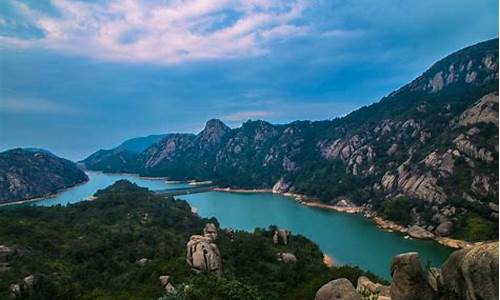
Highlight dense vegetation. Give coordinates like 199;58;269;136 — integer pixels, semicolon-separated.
0;181;384;299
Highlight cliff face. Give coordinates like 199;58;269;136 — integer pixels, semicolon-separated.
82;38;499;241
0;149;88;204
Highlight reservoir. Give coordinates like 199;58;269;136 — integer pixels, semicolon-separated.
28;171;453;279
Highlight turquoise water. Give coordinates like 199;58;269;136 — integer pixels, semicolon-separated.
18;172;452;279
31;171;190;206
181;192;454;279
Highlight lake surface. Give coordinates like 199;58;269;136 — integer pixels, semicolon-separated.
25;171;453;279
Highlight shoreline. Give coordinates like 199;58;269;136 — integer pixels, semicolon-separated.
1;172;476;249
0;177;90;208
213;187;474;249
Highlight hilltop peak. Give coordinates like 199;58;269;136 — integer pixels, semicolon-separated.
198;119;231;145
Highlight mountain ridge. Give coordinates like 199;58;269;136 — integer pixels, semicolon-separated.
82;38;499;241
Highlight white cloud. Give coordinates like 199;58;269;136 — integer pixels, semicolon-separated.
222;110;275;121
2;0;309;64
0;97;78;114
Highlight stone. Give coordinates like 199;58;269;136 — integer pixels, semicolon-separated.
427;267;442;292
390;252;436;300
407;225;435;239
159;276;176;294
273;229;289;245
9;274;36;299
435;221;453;237
381;172;397;190
441;242;498;300
315;278;361;300
488;202;499;212
276;252;297;263
459;93;499;127
0;245;13;262
356;276;390;297
136;258;150;266
272;179;290;193
186;223;223;276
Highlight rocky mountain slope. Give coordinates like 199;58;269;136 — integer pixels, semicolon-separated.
82;38;499;242
0;148;88;204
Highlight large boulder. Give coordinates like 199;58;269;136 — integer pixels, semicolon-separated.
272;229;289;245
435;221;453;237
390;252;436;300
441;242;498;300
315;278;361;300
407;225;435;239
276;252;297;263
356;276;390;299
159;275;176;294
186;223;223;276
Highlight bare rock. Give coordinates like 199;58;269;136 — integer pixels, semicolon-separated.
159;275;176;294
454;134;494;163
276;252;297;263
442;242;498;300
315;278;361;300
273;229;289;245
459;92;499;127
186;223;223;276
427;267;443;292
356;276;390;297
435;221;453;237
407;225;435;239
390;252;436;300
136;258;150;266
272;179;291;194
381;172;397;190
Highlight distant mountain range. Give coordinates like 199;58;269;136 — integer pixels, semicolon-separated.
78;38;498;241
0;148;88;204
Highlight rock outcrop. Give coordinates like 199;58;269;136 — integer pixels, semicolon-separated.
314;244;499;300
441;242;498;300
390;252;436;300
407;225;435;239
315;278;361;300
459;93;499;127
356;276;390;299
159;276;176;294
272;229;289;245
276;252;297;263
186;223;223;276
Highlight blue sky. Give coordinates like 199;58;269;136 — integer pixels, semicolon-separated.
0;0;498;160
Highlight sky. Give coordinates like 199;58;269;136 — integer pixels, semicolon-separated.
0;0;498;160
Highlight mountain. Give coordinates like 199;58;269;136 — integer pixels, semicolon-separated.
0;148;88;204
82;38;499;241
116;134;167;153
81;134;167;173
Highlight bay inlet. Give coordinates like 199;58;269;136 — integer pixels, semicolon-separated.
23;171;453;279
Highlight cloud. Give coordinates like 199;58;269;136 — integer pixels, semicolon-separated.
2;0;309;64
222;110;276;121
0;97;78;114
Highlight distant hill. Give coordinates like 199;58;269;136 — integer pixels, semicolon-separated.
116;134;167;153
80;134;167;173
0;148;88;204
82;38;499;241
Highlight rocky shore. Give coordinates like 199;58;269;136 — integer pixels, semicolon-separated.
214;187;475;249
